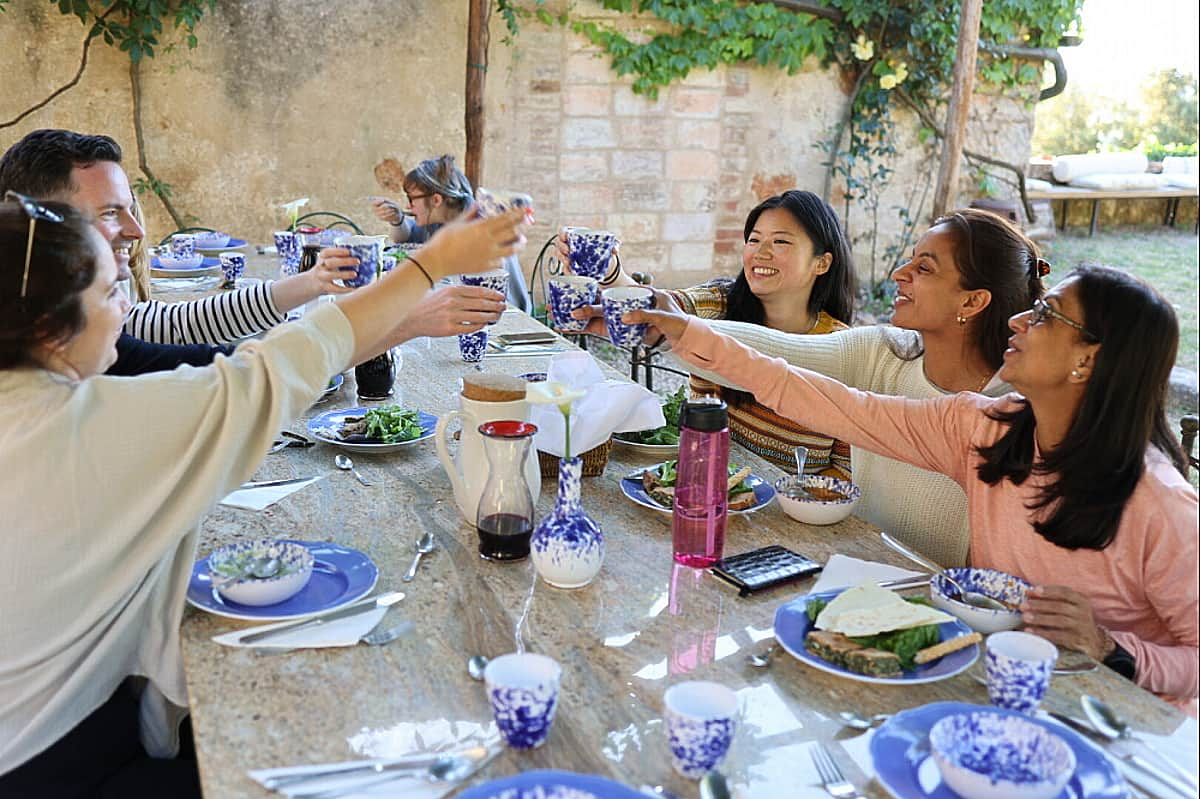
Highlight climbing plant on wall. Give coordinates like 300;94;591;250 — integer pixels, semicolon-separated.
498;0;1084;298
1;0;217;225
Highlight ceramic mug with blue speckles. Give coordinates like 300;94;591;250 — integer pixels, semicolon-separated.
664;681;738;778
274;230;301;276
219;252;245;288
168;233;196;260
602;286;653;348
565;227;618;279
342;235;387;288
985;631;1057;713
547;275;599;333
485;653;562;749
458;330;488;362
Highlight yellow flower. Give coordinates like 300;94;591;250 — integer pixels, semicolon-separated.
879;74;898;90
851;34;874;61
895;62;909;83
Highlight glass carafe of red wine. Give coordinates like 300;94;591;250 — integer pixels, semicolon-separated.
475;421;538;561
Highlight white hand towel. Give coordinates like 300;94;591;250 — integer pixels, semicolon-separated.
810;553;923;594
212;606;388;650
529;351;665;457
219;477;322;511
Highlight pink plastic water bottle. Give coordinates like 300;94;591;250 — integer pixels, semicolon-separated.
671;397;730;568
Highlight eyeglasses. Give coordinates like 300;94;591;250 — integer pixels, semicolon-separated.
405;193;431;205
5;190;65;299
1030;297;1095;339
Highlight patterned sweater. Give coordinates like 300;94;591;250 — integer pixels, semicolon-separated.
123;281;286;345
668;280;851;480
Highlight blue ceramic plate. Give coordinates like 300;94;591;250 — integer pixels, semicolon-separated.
871;702;1129;799
456;770;644;799
620;462;774;515
150;255;221;275
186;540;378;621
194;237;248;252
321;373;344;397
773;589;979;685
306;407;436;454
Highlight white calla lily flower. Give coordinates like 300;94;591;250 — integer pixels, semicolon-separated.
526;380;587;458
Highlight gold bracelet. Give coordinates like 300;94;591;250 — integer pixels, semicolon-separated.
406;256;435;288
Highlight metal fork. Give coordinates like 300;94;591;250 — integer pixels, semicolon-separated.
810;742;865;799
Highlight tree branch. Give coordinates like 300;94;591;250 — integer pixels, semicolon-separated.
0;8;118;129
130;59;185;228
822;67;871;203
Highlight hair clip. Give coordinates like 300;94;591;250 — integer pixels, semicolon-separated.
1035;257;1051;278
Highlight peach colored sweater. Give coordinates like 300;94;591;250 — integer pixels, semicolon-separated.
675;319;1199;704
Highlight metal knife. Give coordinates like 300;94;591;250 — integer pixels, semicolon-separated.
1047;712;1195;798
237;475;324;490
236;591;405;645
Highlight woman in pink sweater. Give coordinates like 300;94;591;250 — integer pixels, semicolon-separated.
630;264;1198;706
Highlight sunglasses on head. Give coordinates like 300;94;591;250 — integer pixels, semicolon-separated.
5;190;65;300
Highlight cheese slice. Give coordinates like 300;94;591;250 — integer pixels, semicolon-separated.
815;582;954;637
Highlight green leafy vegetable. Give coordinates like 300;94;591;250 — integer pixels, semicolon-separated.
363;406;424;444
633;386;686;444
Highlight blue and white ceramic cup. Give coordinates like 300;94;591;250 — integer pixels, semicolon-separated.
274;230;301;276
219;252;245;287
565;227;618;279
460;269;509;324
457;330;488;363
664;681;738;779
485;653;562;749
547;275;599;333
342;235;386;288
602;286;653;348
985;631;1058;713
169;233;196;259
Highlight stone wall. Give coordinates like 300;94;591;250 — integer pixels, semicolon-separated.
2;1;1043;292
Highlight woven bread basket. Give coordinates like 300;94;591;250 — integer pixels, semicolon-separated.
537;436;613;478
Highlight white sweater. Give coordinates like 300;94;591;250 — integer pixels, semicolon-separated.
124;281;287;345
0;303;353;773
678;321;1012;567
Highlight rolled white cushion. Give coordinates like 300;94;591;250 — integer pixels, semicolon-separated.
1163;174;1199;190
1162;156;1199;175
1052;152;1148;182
1026;178;1053;192
1069;172;1169;190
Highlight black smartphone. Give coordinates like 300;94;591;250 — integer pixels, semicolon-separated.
710;545;822;596
497;331;559;346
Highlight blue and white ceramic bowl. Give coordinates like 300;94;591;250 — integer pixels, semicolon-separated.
548;276;599;333
931;567;1030;634
663;681;738;779
458;330;488;362
566;227;618;279
274;230;301;276
929;711;1076;799
601;286;653;348
193;230;231;249
985;631;1057;713
207;539;314;607
156;253;205;270
485;653;562;749
773;475;860;525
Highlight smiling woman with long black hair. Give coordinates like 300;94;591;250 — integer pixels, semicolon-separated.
630;264;1198;708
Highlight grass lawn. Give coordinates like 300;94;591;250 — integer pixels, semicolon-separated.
1042;226;1199;379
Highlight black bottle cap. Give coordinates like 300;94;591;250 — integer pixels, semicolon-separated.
679;396;728;432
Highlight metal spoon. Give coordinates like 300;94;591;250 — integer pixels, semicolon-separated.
1082;695;1199;791
334;453;371;486
467;654;489;681
699;770;732;799
793;445;809;475
838;711;891;730
879;532;1011;612
746;645;777;668
211;555;279;589
402;532;437;582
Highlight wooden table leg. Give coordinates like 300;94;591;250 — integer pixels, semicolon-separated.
1164;197;1179;227
1089;200;1099;236
1058;200;1068;231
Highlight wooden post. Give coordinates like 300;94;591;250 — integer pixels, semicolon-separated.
931;0;983;219
465;0;490;189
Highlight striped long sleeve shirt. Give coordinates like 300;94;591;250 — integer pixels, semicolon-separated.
123;281;286;345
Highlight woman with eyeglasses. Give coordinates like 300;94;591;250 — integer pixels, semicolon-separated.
370;153;532;312
0;198;528;797
629;264;1199;708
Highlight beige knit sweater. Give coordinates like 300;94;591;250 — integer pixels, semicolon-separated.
0;304;354;774
669;321;1010;567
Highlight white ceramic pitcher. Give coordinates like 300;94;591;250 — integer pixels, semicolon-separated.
436;395;542;524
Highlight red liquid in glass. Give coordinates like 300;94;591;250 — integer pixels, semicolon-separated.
477;512;532;561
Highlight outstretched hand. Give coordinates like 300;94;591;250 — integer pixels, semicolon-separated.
396;285;506;339
421;208;528;281
624;291;689;349
1020;585;1111;660
309;247;358;295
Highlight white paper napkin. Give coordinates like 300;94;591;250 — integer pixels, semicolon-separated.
219;477;323;511
810;553;923;594
212;606;389;650
529;351;665;457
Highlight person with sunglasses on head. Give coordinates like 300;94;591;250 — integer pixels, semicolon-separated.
370;154;532;312
629;264;1198;708
0;197;528;797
